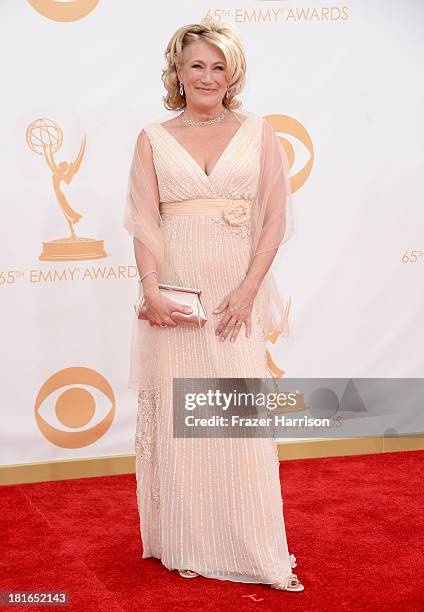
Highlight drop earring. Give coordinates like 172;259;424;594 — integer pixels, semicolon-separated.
179;81;184;96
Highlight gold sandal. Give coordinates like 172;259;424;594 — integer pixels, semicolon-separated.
271;573;304;592
178;569;200;578
271;553;304;592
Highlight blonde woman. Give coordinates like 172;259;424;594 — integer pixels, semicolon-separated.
123;18;303;592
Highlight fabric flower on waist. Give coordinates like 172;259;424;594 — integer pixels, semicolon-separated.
222;199;252;227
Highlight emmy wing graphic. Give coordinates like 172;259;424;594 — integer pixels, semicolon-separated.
26;118;107;261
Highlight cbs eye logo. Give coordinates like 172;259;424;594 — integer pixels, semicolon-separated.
264;114;314;194
35;367;115;448
27;0;100;22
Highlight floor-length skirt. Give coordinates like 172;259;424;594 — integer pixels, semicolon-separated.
134;213;294;584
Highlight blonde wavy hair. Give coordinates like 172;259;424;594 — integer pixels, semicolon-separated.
161;17;246;111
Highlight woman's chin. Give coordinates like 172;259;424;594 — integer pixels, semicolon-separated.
186;92;224;109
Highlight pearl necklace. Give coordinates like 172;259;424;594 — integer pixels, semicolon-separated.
181;108;229;127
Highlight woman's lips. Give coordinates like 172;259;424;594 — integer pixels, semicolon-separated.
197;88;216;92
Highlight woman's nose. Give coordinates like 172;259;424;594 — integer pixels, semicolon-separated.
200;69;214;82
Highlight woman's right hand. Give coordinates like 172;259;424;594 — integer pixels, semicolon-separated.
140;292;193;327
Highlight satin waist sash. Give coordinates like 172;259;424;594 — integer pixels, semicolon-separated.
160;197;249;216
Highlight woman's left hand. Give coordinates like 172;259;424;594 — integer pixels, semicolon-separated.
213;284;258;342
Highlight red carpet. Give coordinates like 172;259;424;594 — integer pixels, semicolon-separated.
1;450;423;611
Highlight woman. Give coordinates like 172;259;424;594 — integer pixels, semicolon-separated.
123;18;303;592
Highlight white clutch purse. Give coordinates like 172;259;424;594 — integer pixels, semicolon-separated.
134;283;208;328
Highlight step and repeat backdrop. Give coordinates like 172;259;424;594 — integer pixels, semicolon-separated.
1;1;423;467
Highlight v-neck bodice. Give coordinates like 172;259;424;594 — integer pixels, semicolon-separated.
156;115;251;179
143;113;262;204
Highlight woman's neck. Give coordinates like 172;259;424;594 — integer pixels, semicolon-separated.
182;104;226;122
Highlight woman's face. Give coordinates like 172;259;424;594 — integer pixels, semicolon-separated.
177;40;228;108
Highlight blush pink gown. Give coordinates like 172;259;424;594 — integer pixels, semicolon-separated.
134;113;296;584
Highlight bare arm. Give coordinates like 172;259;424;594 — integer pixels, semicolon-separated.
133;237;160;298
240;248;278;296
126;129;161;299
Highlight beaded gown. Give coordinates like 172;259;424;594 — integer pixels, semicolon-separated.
134;113;295;584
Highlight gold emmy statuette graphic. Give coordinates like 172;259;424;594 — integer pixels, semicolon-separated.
27;0;101;22
26;118;107;261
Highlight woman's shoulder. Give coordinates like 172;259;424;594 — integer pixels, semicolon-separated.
148;112;184;131
232;111;266;141
158;116;179;129
133;121;162;149
245;113;274;138
140;121;159;136
234;109;264;123
233;111;265;138
132;124;157;156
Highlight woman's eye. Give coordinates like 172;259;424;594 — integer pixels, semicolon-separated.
192;65;224;70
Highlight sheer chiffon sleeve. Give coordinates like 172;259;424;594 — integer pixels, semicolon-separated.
123;128;165;276
250;116;295;340
122;128;165;391
251;117;294;258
